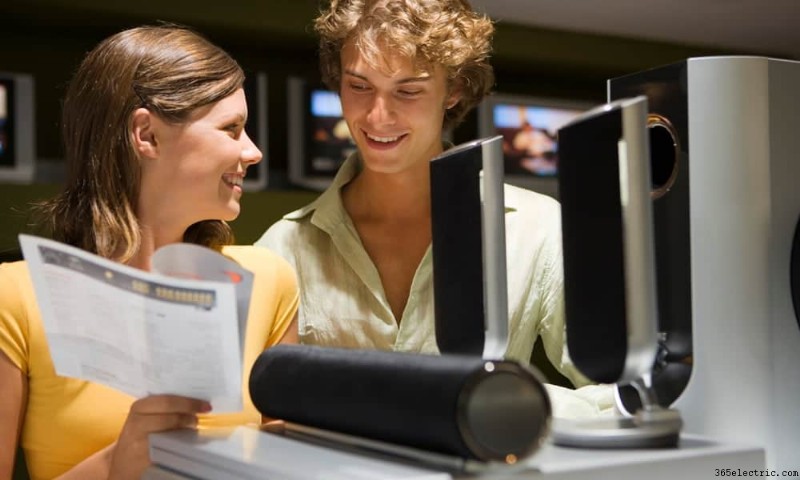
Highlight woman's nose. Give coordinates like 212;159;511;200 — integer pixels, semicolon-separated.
241;130;263;165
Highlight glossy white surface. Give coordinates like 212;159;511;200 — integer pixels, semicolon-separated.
146;426;765;480
672;56;800;470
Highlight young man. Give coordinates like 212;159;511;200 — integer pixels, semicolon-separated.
257;0;613;418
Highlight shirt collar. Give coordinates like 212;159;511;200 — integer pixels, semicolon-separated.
281;151;361;234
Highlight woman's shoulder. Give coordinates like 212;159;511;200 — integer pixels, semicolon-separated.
222;246;299;304
0;261;35;371
0;260;31;291
0;259;29;272
223;245;284;266
223;245;296;283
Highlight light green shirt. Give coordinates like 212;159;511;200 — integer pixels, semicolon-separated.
258;153;619;418
257;153;593;385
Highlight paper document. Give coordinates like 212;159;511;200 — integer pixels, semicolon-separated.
19;234;253;412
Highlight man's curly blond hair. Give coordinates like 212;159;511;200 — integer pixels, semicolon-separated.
314;0;495;129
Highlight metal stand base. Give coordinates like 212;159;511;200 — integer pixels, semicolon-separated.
551;407;683;449
551;375;683;449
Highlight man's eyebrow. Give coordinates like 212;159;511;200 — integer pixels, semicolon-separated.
343;69;432;84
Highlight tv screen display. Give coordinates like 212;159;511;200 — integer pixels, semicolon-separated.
288;77;356;191
478;94;590;198
0;72;35;183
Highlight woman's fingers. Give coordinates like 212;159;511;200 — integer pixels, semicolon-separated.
121;395;211;437
123;411;199;436
108;395;212;479
129;395;212;416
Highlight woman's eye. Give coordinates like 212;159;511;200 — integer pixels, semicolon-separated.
224;124;243;137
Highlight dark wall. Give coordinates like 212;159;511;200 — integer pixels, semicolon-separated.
0;0;754;250
0;0;741;187
0;12;321;178
0;184;319;255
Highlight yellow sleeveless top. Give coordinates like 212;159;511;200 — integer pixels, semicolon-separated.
0;246;298;480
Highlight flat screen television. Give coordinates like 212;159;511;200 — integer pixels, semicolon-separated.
477;93;590;198
288;77;357;191
242;71;268;191
0;72;35;183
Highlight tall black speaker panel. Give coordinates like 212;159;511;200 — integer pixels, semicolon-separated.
609;61;693;410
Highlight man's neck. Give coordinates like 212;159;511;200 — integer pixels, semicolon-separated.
343;163;432;224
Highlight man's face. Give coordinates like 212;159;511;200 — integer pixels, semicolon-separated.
338;40;458;175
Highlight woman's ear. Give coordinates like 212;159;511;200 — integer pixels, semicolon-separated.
131;107;158;159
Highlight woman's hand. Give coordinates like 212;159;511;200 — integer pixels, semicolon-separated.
108;394;211;480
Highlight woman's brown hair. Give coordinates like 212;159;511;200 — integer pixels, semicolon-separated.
35;25;244;262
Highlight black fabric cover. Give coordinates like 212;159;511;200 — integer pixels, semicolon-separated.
248;345;543;461
430;140;486;355
610;62;694;402
558;106;629;383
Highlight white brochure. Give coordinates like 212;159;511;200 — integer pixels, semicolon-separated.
19;234;254;412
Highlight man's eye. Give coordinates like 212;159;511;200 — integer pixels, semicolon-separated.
350;83;370;92
398;89;422;97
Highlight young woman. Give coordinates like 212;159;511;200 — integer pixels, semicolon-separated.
0;25;298;480
257;0;613;418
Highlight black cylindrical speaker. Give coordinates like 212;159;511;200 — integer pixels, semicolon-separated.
249;345;551;463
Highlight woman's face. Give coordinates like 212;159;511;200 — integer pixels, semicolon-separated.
138;88;262;232
338;40;458;176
